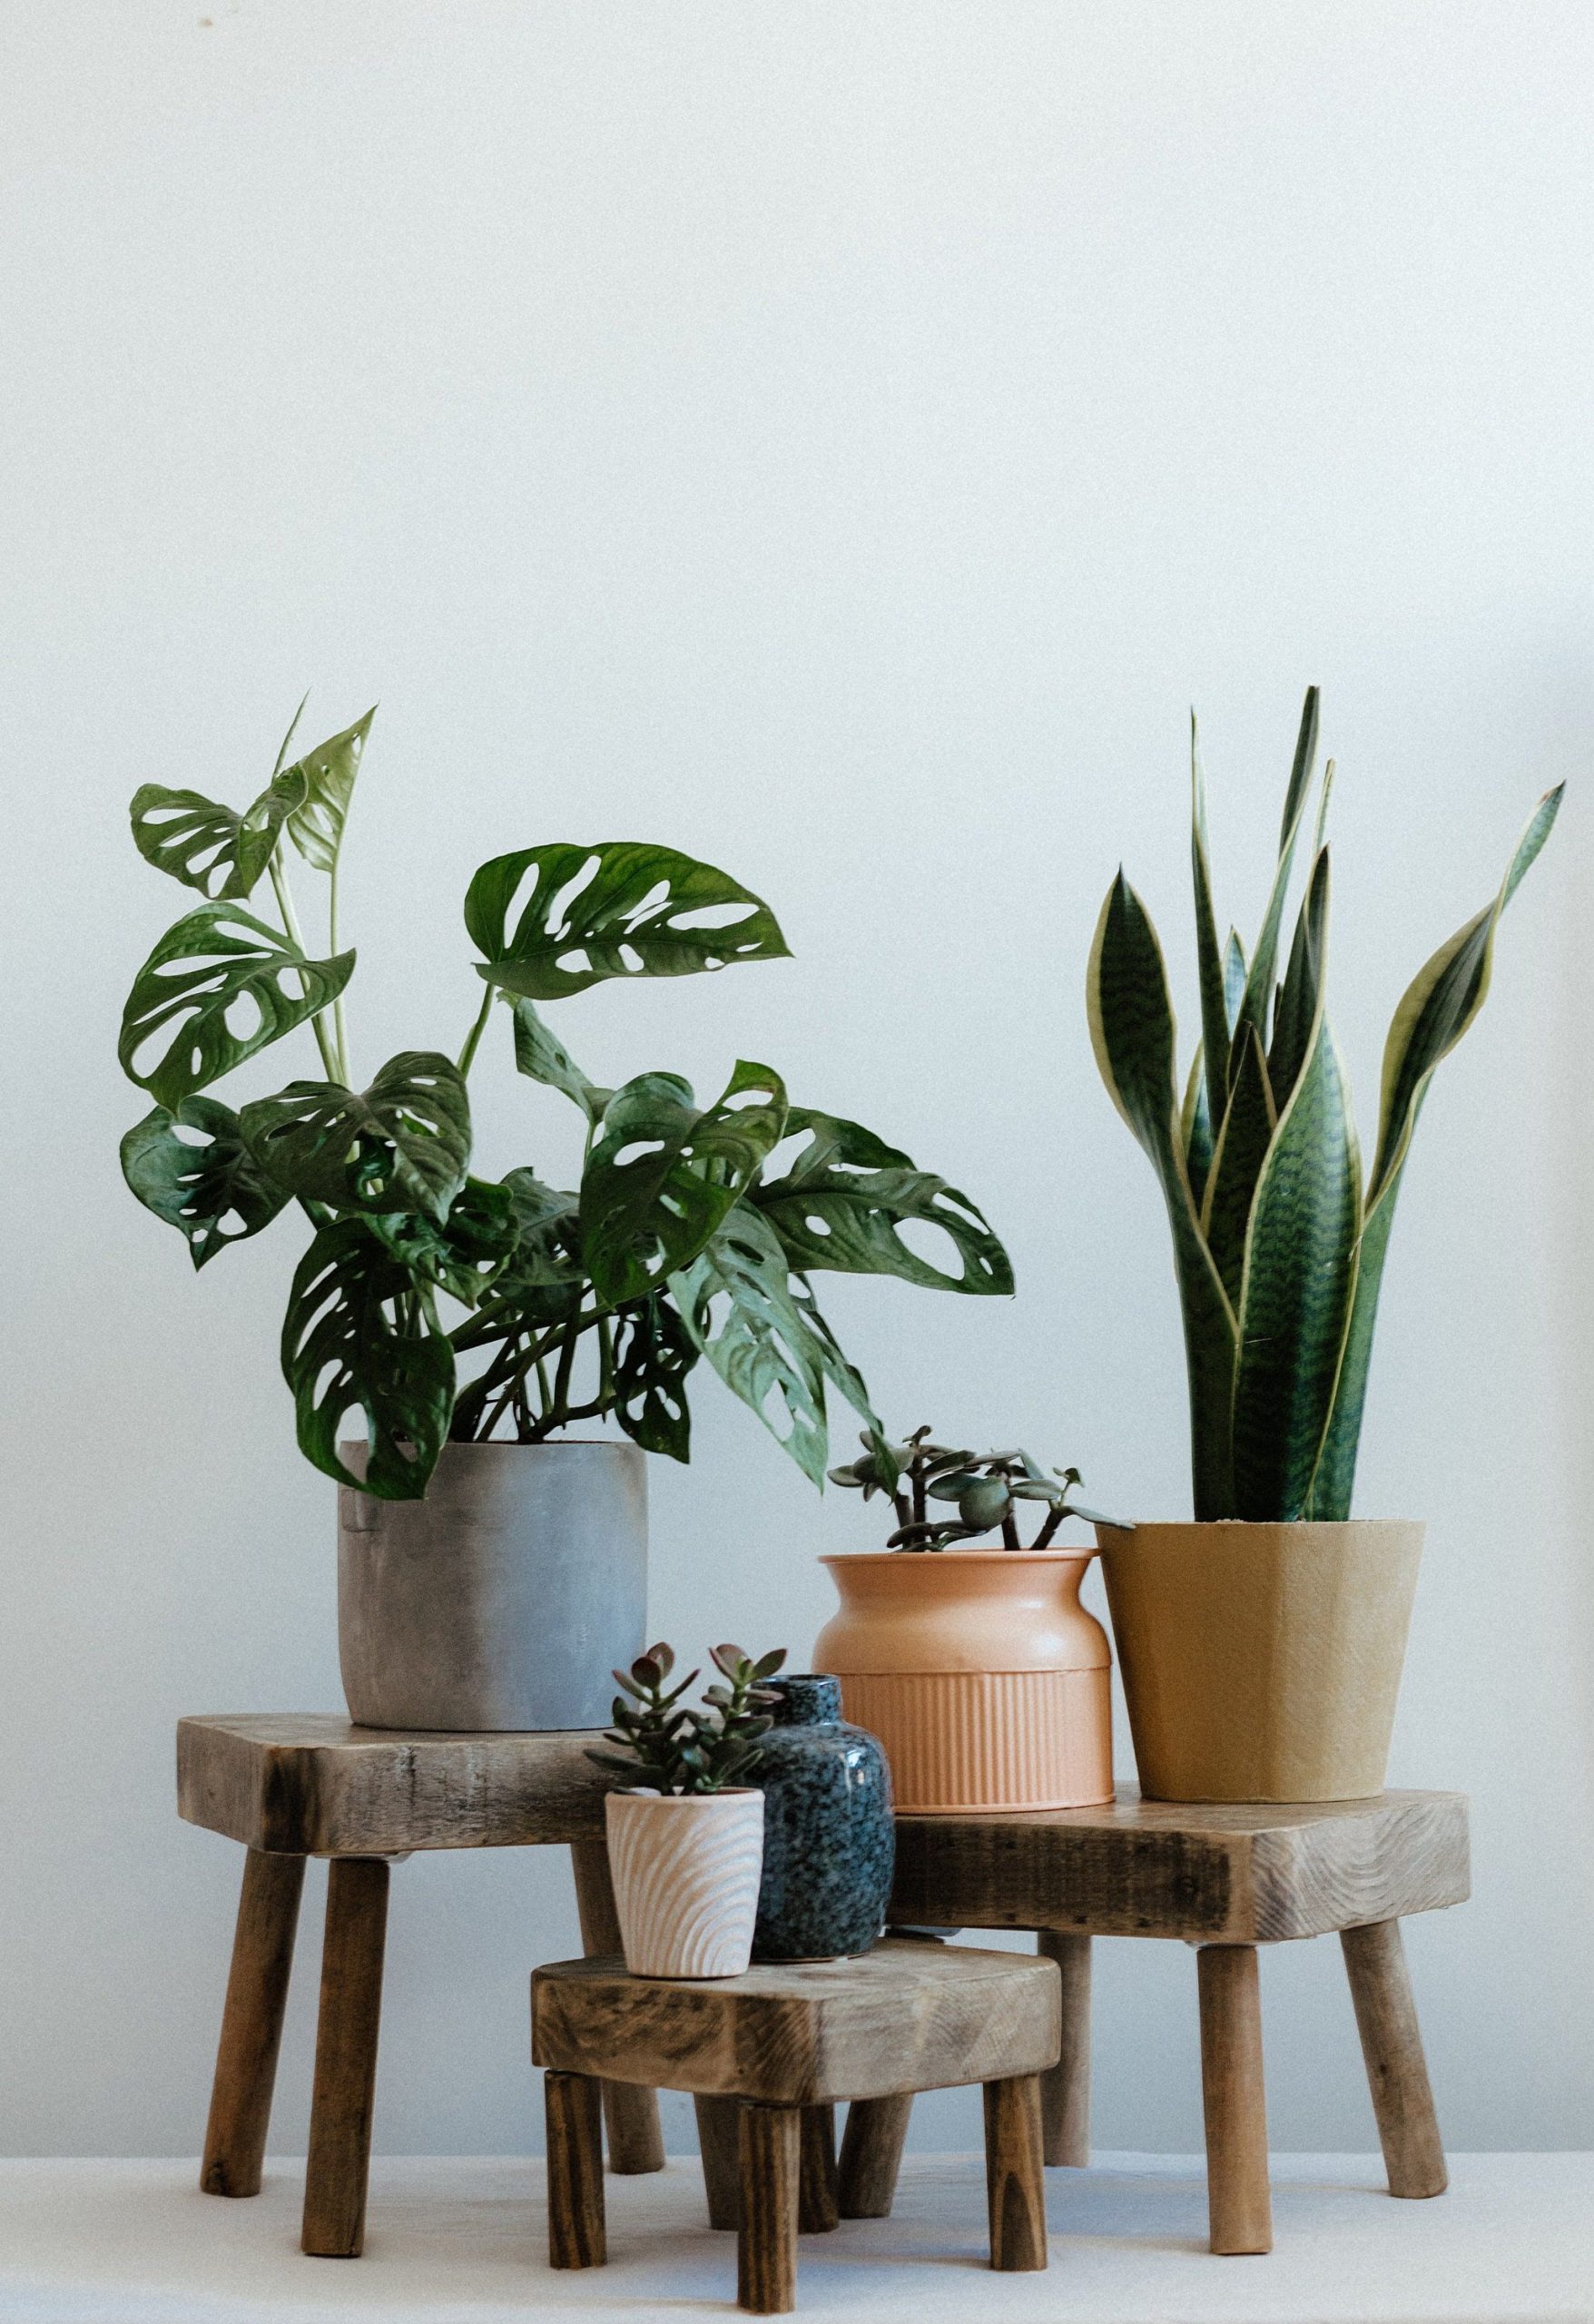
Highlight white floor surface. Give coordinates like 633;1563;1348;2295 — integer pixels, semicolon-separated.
1;2152;1589;2324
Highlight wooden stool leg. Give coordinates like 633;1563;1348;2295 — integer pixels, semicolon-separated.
837;2093;913;2218
201;1848;305;2196
982;2074;1047;2270
546;2070;606;2269
799;2102;839;2233
301;1858;389;2259
569;1837;665;2174
1341;1920;1448;2198
1038;1931;1091;2166
1196;1944;1272;2255
738;2102;800;2315
696;2094;743;2229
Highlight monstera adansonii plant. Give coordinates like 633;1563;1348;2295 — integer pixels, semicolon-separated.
1087;688;1560;1523
118;704;1012;1498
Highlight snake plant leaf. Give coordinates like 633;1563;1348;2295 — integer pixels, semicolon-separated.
1306;781;1564;1519
466;842;791;1001
1231;1017;1363;1520
1223;930;1248;1035
118;902;356;1108
1190;715;1232;1128
241;1052;471;1222
280;711;375;875
1087;872;1237;1516
612;1292;700;1462
128;767;305;901
1267;844;1332;1116
1227;687;1320;1079
280;1216;456;1499
1181;1050;1214;1211
120;1097;290;1268
510;998;612;1125
1200;1024;1277;1310
752;1108;1012;1294
582;1062;788;1308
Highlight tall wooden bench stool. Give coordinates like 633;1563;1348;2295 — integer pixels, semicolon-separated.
532;1938;1060;2314
860;1787;1469;2255
177;1714;664;2259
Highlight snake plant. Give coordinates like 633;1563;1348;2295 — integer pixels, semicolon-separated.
1087;689;1561;1521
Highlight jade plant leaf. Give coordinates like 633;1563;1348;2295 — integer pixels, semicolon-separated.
128;768;305;901
280;1216;455;1498
613;1292;700;1462
120;1096;290;1267
280;711;375;874
752;1108;1012;1294
240;1051;471;1222
580;1061;788;1307
510;997;612;1125
118;902;355;1108
465;842;791;1001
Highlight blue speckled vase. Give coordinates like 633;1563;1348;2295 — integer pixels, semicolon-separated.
752;1674;895;1962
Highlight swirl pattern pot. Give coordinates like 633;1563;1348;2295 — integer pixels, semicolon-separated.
605;1788;764;1979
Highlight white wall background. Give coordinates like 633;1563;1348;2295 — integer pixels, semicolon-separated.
3;1;1591;2163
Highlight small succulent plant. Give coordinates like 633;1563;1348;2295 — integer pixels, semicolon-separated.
829;1426;1125;1551
586;1641;787;1795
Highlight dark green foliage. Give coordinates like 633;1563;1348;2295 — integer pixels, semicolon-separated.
587;1642;788;1796
829;1424;1125;1551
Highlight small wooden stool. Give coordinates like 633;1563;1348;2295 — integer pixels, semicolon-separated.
871;1787;1469;2255
532;1939;1061;2313
177;1714;665;2260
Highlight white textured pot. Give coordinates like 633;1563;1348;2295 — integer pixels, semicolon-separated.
605;1789;764;1979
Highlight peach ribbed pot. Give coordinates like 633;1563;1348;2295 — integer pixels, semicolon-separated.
813;1550;1113;1814
605;1788;764;1978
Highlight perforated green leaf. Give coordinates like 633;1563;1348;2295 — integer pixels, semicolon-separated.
613;1293;700;1462
120;1097;290;1268
118;902;355;1108
753;1108;1012;1294
280;1216;455;1498
128;768;304;901
281;711;375;874
241;1051;471;1221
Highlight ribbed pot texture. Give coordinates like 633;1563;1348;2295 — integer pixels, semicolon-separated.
1097;1520;1424;1802
605;1789;765;1978
337;1439;646;1731
812;1550;1114;1814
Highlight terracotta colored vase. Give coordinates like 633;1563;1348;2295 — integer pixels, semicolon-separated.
605;1788;764;1978
1097;1520;1424;1803
813;1550;1114;1814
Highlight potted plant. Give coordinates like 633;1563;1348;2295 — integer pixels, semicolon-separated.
590;1643;784;1978
812;1429;1123;1812
116;704;1013;1731
1087;687;1561;1799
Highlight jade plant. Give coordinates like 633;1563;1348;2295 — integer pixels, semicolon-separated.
1087;687;1561;1522
116;704;1013;1498
829;1426;1121;1549
587;1643;787;1794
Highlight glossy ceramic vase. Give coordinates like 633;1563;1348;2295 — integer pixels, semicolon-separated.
1097;1520;1424;1802
337;1439;647;1730
752;1675;894;1962
605;1788;765;1978
813;1550;1114;1813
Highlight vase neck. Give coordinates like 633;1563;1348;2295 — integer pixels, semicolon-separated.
769;1674;840;1726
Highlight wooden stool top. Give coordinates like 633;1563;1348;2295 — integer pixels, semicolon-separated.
532;1939;1060;2106
177;1714;612;1856
890;1787;1470;1944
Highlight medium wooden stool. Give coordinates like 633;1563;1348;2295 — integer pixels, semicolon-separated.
177;1714;665;2259
860;1787;1469;2255
532;1939;1060;2313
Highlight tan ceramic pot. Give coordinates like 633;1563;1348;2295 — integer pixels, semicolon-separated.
1097;1520;1424;1803
813;1550;1113;1814
605;1788;765;1978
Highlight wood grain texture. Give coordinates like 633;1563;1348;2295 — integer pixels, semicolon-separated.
568;1837;665;2175
1341;1919;1448;2198
798;2104;839;2233
300;1858;389;2259
545;2071;606;2270
1197;1945;1272;2255
738;2103;799;2315
694;2094;743;2229
179;1715;613;1856
201;1849;305;2197
890;1788;1469;1943
532;1940;1061;2104
982;2075;1047;2271
837;2093;913;2219
1037;1930;1090;2166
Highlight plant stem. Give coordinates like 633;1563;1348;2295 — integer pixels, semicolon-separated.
328;852;351;1084
269;853;339;1079
1000;1512;1021;1551
458;983;495;1077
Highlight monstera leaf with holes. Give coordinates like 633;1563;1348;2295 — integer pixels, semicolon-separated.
119;902;354;1109
120;1097;290;1267
281;1216;457;1497
1087;687;1561;1520
240;1052;471;1221
753;1108;1012;1295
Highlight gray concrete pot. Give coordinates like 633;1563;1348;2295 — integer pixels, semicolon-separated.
337;1439;647;1731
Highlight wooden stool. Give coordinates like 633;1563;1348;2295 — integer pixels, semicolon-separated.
532;1939;1060;2313
868;1787;1469;2255
177;1714;665;2260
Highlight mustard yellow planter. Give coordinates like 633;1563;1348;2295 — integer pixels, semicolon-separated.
1096;1520;1423;1803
